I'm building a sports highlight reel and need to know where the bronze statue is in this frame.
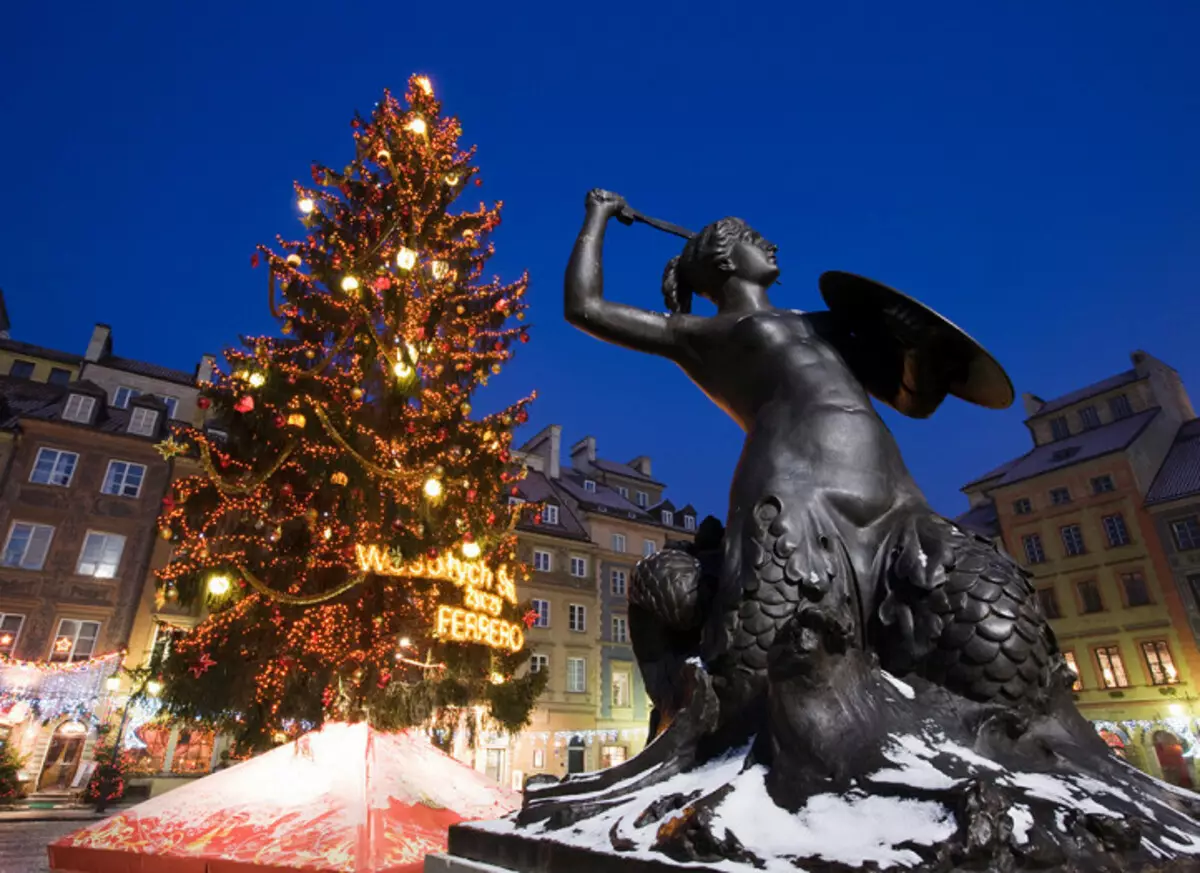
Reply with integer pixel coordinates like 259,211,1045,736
444,190,1200,873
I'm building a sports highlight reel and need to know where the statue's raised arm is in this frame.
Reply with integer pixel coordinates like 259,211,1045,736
564,189,691,358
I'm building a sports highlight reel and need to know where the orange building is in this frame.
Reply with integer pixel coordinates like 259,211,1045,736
958,350,1200,787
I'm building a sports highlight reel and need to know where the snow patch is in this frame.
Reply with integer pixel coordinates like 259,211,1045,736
1007,805,1033,844
875,736,959,790
1002,772,1113,817
1160,825,1200,855
932,739,1003,772
881,672,915,699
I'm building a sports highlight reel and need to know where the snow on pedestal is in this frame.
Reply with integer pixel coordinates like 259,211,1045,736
49,722,519,873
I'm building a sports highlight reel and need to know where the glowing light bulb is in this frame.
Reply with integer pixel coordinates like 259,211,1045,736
1170,703,1185,716
445,174,459,186
463,542,481,559
146,679,163,697
490,672,506,685
286,253,302,266
430,260,448,280
341,276,360,292
323,527,333,540
393,360,413,379
406,117,427,136
207,573,232,596
298,198,315,214
423,478,443,499
396,248,417,270
399,637,412,648
248,372,266,388
105,676,120,692
416,76,433,95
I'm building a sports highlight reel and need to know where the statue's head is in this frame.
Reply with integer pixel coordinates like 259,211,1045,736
661,217,779,313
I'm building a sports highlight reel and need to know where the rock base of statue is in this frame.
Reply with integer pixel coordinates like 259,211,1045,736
440,662,1200,873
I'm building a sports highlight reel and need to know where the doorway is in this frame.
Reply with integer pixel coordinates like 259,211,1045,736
567,736,585,774
37,722,88,792
485,748,506,784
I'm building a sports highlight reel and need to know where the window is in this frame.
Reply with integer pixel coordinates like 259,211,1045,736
1172,517,1200,551
568,604,586,632
9,360,35,379
1077,579,1103,614
128,407,159,436
662,510,674,526
48,367,71,386
532,749,546,769
612,616,628,643
1050,487,1071,506
76,531,126,578
149,623,188,667
1060,524,1085,556
570,556,588,578
0,614,25,656
616,485,629,498
1013,498,1032,515
1,522,54,570
1036,588,1061,619
1079,406,1100,430
611,670,630,707
508,495,525,506
611,533,626,553
1091,475,1115,494
529,653,549,674
635,491,648,508
62,394,95,423
530,599,550,628
1062,651,1083,691
1050,416,1070,441
102,460,146,498
1101,514,1130,547
113,386,139,408
30,447,78,487
542,505,559,525
601,745,627,768
566,657,586,693
1094,645,1130,689
1142,641,1179,686
1109,394,1132,420
533,550,552,572
1121,572,1151,607
162,396,179,420
643,539,656,557
49,619,100,663
1022,534,1046,565
583,479,596,493
684,515,696,531
611,569,627,596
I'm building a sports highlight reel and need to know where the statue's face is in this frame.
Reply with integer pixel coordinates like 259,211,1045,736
729,238,780,288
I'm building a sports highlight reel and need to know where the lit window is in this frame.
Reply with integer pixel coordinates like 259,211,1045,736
533,550,552,572
1102,514,1130,547
30,447,78,487
583,480,596,493
1079,406,1100,430
532,749,546,769
1050,487,1071,505
568,604,586,632
1,522,55,570
0,614,25,656
128,407,159,436
1142,641,1179,686
611,670,630,706
611,533,626,553
1036,588,1061,619
570,556,588,578
1172,516,1200,551
1062,651,1083,690
530,599,550,628
1050,417,1070,440
566,657,586,693
610,569,627,596
529,653,548,673
1077,579,1103,614
1121,572,1151,606
601,745,627,768
1091,475,1115,494
635,491,648,508
62,394,95,424
1022,534,1045,565
1094,645,1129,689
102,460,147,498
76,531,126,578
662,510,674,526
1060,524,1085,557
542,505,559,525
611,616,628,643
9,360,35,379
1012,498,1032,515
643,539,656,557
113,386,139,408
49,619,100,663
1109,394,1132,419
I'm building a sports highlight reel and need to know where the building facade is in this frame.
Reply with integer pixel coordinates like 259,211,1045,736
958,350,1200,787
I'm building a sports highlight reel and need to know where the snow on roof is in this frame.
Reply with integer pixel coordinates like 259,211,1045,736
1030,369,1141,418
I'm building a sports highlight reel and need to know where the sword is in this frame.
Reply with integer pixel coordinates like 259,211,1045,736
615,206,694,240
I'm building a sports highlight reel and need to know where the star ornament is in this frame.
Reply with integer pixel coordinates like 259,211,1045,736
189,653,217,678
155,435,188,460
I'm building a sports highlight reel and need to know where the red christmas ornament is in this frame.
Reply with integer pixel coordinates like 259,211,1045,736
520,332,530,344
373,276,391,291
487,512,497,525
494,299,507,312
523,610,538,628
493,341,503,351
407,423,416,434
281,483,294,498
197,396,211,410
474,178,483,187
467,489,477,501
250,253,260,268
533,513,542,525
516,411,528,424
392,518,405,531
234,395,254,413
427,547,438,559
161,495,176,514
273,414,286,428
500,451,510,462
510,486,520,496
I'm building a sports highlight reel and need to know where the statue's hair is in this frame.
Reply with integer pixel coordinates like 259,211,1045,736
661,217,772,314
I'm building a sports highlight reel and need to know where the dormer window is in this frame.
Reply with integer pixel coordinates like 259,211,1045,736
583,479,596,493
662,510,674,526
128,407,159,437
543,504,560,525
683,515,696,531
62,394,96,424
508,496,526,506
636,491,648,508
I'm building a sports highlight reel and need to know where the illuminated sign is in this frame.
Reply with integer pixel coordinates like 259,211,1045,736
355,545,525,653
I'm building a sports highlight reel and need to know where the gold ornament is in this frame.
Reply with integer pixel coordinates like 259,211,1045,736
517,312,525,321
281,320,293,335
456,305,465,315
155,436,187,459
287,413,307,428
460,403,472,416
330,472,349,486
430,260,448,280
406,117,427,136
416,76,433,95
423,478,443,499
286,253,302,267
491,363,502,374
159,527,172,540
305,350,316,360
248,372,266,388
445,174,459,186
396,248,417,270
341,276,360,292
377,148,391,162
351,388,364,400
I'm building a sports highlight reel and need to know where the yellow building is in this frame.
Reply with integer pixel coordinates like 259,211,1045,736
959,350,1200,787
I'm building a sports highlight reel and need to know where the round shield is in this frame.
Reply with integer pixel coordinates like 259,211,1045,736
819,271,1014,410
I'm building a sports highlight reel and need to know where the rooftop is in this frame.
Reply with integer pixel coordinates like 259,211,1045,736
95,354,196,386
954,502,1000,539
0,375,167,436
1145,418,1200,506
1028,369,1141,419
0,336,82,367
590,457,663,486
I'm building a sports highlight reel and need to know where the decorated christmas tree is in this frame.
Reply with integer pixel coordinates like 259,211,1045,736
155,75,543,752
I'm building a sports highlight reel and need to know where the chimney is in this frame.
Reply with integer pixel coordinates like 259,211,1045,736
570,436,596,472
629,455,652,477
0,288,10,339
518,424,562,479
196,354,217,384
85,324,112,362
1021,393,1044,418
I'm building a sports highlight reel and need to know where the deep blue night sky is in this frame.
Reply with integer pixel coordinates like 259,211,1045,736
2,2,1197,520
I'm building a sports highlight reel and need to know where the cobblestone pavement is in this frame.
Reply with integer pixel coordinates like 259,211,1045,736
0,820,88,873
